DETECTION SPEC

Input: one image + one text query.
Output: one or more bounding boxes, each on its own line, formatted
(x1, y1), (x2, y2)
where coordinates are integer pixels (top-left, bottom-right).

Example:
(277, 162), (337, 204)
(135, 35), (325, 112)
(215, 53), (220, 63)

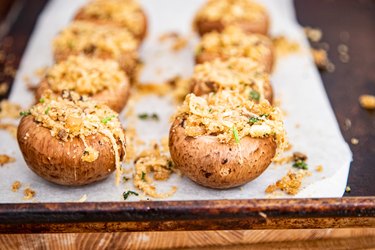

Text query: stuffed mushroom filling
(76, 0), (146, 38)
(45, 55), (127, 96)
(191, 57), (271, 102)
(53, 21), (138, 59)
(196, 26), (272, 63)
(175, 90), (287, 155)
(195, 0), (267, 24)
(28, 90), (126, 184)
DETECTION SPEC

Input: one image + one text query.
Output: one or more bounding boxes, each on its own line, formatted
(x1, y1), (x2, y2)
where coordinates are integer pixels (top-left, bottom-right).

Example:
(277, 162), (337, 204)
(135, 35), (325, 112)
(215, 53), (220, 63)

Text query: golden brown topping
(272, 36), (300, 57)
(304, 27), (322, 42)
(359, 95), (375, 110)
(192, 57), (269, 100)
(11, 181), (21, 192)
(53, 21), (138, 59)
(315, 165), (323, 172)
(0, 100), (22, 119)
(351, 138), (359, 145)
(195, 0), (267, 24)
(45, 55), (126, 95)
(0, 82), (9, 95)
(77, 0), (145, 37)
(0, 154), (15, 166)
(197, 26), (272, 62)
(23, 187), (36, 200)
(133, 143), (176, 198)
(265, 170), (307, 195)
(175, 90), (287, 154)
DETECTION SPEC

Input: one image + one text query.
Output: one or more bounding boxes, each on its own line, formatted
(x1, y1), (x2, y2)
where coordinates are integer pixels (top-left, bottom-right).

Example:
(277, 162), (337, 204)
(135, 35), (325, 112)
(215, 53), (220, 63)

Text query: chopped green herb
(208, 108), (212, 113)
(249, 117), (260, 124)
(101, 115), (115, 124)
(167, 160), (174, 170)
(123, 176), (129, 182)
(39, 98), (45, 103)
(141, 171), (146, 181)
(44, 107), (50, 115)
(249, 90), (260, 101)
(123, 190), (139, 200)
(19, 111), (31, 116)
(138, 113), (159, 121)
(232, 126), (240, 144)
(293, 160), (308, 170)
(260, 114), (269, 118)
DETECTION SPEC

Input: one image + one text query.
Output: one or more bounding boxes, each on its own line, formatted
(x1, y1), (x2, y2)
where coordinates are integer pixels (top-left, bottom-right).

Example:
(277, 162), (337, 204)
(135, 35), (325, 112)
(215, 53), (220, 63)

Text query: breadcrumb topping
(0, 154), (15, 166)
(77, 0), (145, 37)
(192, 57), (269, 100)
(195, 0), (267, 24)
(53, 21), (138, 59)
(11, 181), (21, 192)
(27, 91), (126, 183)
(175, 90), (287, 154)
(359, 95), (375, 110)
(23, 187), (36, 200)
(272, 36), (300, 57)
(196, 26), (272, 63)
(133, 143), (177, 198)
(46, 55), (126, 95)
(265, 170), (308, 195)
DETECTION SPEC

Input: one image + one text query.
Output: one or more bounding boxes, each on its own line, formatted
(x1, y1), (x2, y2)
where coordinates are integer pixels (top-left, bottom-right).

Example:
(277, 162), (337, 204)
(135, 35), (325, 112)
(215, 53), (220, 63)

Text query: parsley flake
(249, 90), (260, 101)
(101, 115), (115, 124)
(232, 126), (240, 144)
(123, 190), (139, 200)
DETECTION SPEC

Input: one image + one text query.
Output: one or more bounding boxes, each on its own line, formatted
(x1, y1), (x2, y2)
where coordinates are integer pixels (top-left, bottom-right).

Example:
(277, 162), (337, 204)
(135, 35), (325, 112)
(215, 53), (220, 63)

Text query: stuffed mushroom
(194, 0), (269, 36)
(53, 21), (139, 82)
(74, 0), (148, 42)
(169, 90), (286, 189)
(195, 26), (274, 73)
(17, 91), (126, 186)
(191, 57), (273, 103)
(35, 55), (130, 113)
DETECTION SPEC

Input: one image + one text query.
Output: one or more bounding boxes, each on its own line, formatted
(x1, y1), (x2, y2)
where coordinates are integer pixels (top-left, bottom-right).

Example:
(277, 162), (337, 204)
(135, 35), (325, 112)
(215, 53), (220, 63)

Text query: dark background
(0, 0), (374, 196)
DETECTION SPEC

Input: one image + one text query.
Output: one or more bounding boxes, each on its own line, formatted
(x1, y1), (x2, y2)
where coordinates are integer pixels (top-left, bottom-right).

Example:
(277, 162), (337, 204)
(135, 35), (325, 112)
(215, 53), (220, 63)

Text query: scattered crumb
(0, 154), (15, 166)
(171, 36), (188, 51)
(160, 136), (169, 153)
(0, 100), (22, 119)
(0, 82), (9, 95)
(158, 32), (189, 52)
(11, 181), (21, 192)
(337, 43), (350, 63)
(272, 155), (293, 165)
(315, 165), (323, 172)
(273, 36), (300, 57)
(265, 170), (308, 195)
(0, 123), (17, 138)
(77, 194), (88, 202)
(125, 126), (137, 163)
(304, 27), (323, 42)
(311, 48), (334, 71)
(343, 118), (352, 130)
(284, 143), (293, 151)
(359, 95), (375, 110)
(23, 187), (36, 200)
(351, 138), (359, 145)
(345, 186), (351, 193)
(133, 142), (177, 198)
(293, 152), (308, 162)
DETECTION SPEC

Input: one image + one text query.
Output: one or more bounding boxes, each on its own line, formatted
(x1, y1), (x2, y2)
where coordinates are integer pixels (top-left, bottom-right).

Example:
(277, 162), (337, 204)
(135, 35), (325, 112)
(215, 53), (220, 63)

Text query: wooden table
(0, 0), (374, 249)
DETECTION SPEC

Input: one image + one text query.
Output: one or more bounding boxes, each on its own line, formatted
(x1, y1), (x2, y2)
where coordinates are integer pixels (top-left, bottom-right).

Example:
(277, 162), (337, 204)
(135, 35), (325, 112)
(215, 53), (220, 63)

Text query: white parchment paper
(0, 0), (352, 202)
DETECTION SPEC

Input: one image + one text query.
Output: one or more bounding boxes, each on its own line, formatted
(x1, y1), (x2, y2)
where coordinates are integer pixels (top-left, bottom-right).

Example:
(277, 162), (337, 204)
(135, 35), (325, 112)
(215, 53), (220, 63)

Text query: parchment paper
(0, 0), (352, 202)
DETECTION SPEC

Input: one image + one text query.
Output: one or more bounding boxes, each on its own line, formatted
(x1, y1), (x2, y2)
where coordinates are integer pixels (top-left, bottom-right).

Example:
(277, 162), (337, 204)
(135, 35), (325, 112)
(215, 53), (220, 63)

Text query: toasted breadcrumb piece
(171, 36), (188, 51)
(0, 123), (17, 138)
(315, 165), (323, 172)
(23, 187), (36, 200)
(265, 170), (308, 195)
(133, 143), (177, 198)
(0, 154), (15, 166)
(272, 155), (293, 165)
(0, 100), (22, 119)
(351, 138), (359, 145)
(359, 95), (375, 110)
(304, 27), (322, 42)
(11, 181), (21, 192)
(273, 36), (300, 57)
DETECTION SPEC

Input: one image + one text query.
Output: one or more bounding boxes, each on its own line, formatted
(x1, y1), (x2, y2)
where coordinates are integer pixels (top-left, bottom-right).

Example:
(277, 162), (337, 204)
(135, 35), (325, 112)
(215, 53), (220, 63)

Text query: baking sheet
(0, 0), (352, 202)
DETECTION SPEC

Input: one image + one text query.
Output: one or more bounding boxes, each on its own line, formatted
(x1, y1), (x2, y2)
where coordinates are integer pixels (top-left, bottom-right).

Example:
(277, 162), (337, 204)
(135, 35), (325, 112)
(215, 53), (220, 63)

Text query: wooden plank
(1, 229), (375, 249)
